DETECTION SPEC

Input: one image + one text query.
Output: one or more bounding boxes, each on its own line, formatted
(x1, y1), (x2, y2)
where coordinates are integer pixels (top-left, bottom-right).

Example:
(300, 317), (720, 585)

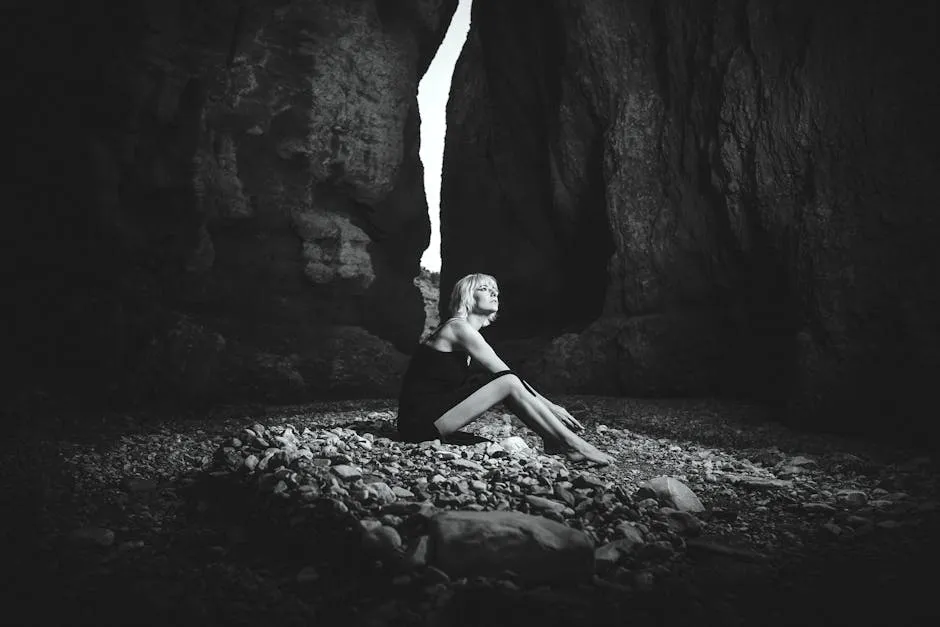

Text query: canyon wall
(6, 0), (456, 407)
(441, 0), (940, 439)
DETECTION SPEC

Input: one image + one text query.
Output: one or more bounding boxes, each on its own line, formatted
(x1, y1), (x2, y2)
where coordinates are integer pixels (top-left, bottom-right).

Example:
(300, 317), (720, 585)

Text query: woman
(397, 273), (614, 466)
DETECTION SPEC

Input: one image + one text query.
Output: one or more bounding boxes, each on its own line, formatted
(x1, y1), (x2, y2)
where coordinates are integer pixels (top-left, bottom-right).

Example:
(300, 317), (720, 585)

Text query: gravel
(5, 396), (939, 626)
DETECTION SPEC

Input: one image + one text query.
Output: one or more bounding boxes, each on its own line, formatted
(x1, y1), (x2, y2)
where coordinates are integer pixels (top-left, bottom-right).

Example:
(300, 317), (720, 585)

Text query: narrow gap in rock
(416, 0), (472, 338)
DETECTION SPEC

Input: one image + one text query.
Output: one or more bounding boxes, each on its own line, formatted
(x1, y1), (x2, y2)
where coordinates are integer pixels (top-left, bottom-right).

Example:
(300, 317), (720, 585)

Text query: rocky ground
(4, 397), (938, 627)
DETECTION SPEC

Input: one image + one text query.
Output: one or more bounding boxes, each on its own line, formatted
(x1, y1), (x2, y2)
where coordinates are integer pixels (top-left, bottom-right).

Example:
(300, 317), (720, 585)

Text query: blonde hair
(449, 273), (499, 326)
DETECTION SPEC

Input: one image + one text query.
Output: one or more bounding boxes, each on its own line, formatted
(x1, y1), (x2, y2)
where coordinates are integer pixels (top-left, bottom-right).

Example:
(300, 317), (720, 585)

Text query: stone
(572, 473), (607, 490)
(802, 502), (837, 514)
(405, 535), (430, 570)
(331, 465), (362, 481)
(636, 477), (705, 513)
(382, 501), (437, 520)
(835, 490), (868, 508)
(298, 484), (320, 500)
(524, 495), (567, 513)
(776, 465), (808, 478)
(614, 522), (646, 545)
(68, 527), (115, 548)
(787, 456), (817, 467)
(366, 481), (398, 505)
(428, 511), (594, 583)
(661, 508), (703, 536)
(363, 525), (403, 556)
(451, 458), (485, 472)
(243, 455), (259, 472)
(498, 437), (532, 456)
(486, 443), (508, 458)
(553, 484), (577, 507)
(595, 537), (643, 570)
(392, 486), (415, 499)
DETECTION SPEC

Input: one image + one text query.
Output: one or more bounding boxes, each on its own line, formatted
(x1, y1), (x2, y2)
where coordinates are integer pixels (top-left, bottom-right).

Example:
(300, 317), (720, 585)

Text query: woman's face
(472, 279), (499, 314)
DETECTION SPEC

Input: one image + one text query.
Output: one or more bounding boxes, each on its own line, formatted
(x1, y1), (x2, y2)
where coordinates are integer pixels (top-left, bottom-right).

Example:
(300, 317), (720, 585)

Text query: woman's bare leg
(434, 375), (612, 465)
(503, 393), (613, 465)
(433, 375), (522, 436)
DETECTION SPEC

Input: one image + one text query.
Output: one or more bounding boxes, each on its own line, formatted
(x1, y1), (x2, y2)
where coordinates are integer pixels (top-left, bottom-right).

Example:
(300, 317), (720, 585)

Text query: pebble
(525, 495), (566, 513)
(498, 436), (531, 456)
(802, 502), (836, 514)
(332, 464), (362, 481)
(836, 490), (868, 507)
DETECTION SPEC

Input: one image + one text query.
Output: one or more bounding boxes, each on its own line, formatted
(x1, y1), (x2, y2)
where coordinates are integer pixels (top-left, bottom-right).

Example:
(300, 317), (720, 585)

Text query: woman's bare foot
(574, 445), (614, 466)
(553, 443), (613, 466)
(545, 437), (613, 466)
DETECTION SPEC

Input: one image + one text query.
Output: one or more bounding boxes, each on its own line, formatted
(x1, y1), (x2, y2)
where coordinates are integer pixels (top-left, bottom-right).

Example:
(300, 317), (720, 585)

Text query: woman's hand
(548, 402), (584, 431)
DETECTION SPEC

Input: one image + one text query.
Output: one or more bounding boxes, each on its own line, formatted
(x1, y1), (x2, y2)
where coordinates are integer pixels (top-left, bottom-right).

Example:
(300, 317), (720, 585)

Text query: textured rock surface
(7, 0), (457, 406)
(414, 268), (441, 339)
(429, 510), (595, 582)
(441, 0), (940, 438)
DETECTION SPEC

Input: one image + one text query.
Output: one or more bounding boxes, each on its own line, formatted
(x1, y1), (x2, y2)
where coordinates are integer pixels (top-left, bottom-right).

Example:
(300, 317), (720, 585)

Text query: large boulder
(428, 510), (595, 583)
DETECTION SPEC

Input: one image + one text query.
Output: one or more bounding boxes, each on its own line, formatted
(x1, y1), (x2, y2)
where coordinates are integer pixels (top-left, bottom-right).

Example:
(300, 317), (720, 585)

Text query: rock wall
(441, 0), (940, 439)
(6, 0), (456, 408)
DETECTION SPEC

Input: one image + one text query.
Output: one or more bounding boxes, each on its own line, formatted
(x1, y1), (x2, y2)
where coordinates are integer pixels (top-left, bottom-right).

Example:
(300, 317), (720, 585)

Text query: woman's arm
(450, 321), (511, 373)
(528, 387), (584, 431)
(451, 322), (584, 431)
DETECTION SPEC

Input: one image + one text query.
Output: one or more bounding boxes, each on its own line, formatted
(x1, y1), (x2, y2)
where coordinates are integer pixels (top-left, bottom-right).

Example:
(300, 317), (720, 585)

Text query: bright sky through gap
(418, 0), (472, 272)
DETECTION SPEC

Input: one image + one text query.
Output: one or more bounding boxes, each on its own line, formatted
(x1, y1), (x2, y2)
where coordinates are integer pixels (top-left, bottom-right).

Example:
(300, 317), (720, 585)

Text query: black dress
(396, 343), (535, 442)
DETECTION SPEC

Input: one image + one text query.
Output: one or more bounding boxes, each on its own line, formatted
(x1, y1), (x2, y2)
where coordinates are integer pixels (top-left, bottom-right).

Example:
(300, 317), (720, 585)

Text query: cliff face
(7, 0), (456, 406)
(442, 0), (940, 437)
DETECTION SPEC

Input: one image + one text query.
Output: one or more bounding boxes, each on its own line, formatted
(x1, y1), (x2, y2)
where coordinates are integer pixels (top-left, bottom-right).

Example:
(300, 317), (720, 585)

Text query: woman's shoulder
(440, 317), (477, 337)
(428, 317), (477, 349)
(438, 316), (469, 331)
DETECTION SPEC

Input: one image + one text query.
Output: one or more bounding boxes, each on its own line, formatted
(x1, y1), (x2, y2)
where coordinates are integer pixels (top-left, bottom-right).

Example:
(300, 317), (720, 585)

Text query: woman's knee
(498, 374), (526, 399)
